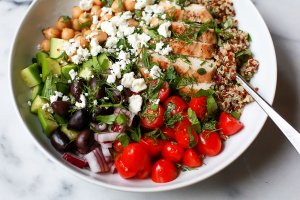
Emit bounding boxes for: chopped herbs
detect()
[187,126,197,148]
[187,108,201,133]
[164,103,184,127]
[96,114,117,125]
[116,133,130,147]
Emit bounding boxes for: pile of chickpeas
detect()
[40,0,138,52]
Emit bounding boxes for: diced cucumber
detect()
[54,114,67,125]
[31,95,48,113]
[50,38,66,59]
[41,58,61,81]
[62,64,77,80]
[98,53,111,71]
[37,108,58,136]
[31,84,43,100]
[36,51,48,66]
[20,63,42,87]
[78,59,94,80]
[56,82,69,94]
[41,75,57,99]
[61,125,79,141]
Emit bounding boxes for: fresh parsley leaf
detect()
[188,126,197,148]
[116,133,130,147]
[129,125,141,142]
[141,48,153,69]
[187,108,201,133]
[96,114,116,125]
[115,113,128,125]
[236,49,252,67]
[164,103,184,127]
[196,89,218,118]
[202,120,217,131]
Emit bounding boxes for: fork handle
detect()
[237,74,300,154]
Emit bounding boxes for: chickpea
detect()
[91,5,101,16]
[83,29,92,37]
[61,28,75,40]
[43,27,61,39]
[127,18,139,27]
[150,18,163,28]
[93,0,103,6]
[40,39,50,52]
[72,19,82,31]
[90,24,98,30]
[78,12,92,25]
[72,6,83,19]
[123,0,135,11]
[111,0,124,13]
[100,14,113,21]
[95,30,108,44]
[75,34,89,48]
[56,16,72,30]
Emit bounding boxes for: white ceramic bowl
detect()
[9,0,277,192]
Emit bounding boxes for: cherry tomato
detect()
[120,143,150,172]
[140,137,164,156]
[163,96,188,115]
[113,140,124,153]
[196,131,222,156]
[162,142,184,163]
[141,104,165,130]
[135,160,152,179]
[111,124,125,133]
[175,118,199,148]
[182,149,202,168]
[115,154,137,179]
[218,112,244,136]
[189,96,207,120]
[149,80,170,102]
[151,159,178,183]
[161,127,176,140]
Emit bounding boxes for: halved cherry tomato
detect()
[115,154,137,179]
[136,160,152,179]
[196,131,222,156]
[182,149,202,168]
[141,104,165,130]
[218,112,244,136]
[175,118,199,148]
[113,140,124,153]
[163,96,188,116]
[189,96,207,120]
[140,137,164,156]
[161,127,176,140]
[120,143,150,172]
[149,80,170,102]
[162,142,184,163]
[151,159,178,183]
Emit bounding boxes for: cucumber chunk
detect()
[61,64,77,80]
[20,63,42,87]
[31,95,48,113]
[42,58,61,81]
[36,51,48,66]
[50,38,66,59]
[78,59,94,80]
[61,125,79,141]
[37,108,58,136]
[31,84,43,100]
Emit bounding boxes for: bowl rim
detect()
[9,0,277,192]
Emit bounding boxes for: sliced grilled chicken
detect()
[169,40,215,59]
[151,53,216,83]
[179,83,213,97]
[160,2,213,23]
[171,22,217,44]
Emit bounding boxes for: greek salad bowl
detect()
[10,0,276,192]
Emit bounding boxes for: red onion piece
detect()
[84,147,109,173]
[62,153,88,169]
[91,123,107,132]
[102,148,111,157]
[100,142,113,149]
[94,132,120,143]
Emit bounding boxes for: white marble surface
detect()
[1,0,300,199]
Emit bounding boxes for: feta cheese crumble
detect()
[128,95,143,114]
[75,94,87,109]
[131,78,147,93]
[79,0,93,11]
[69,69,78,81]
[121,72,135,88]
[158,21,172,38]
[155,42,173,55]
[150,65,162,79]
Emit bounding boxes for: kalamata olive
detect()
[70,79,84,101]
[68,109,89,131]
[50,130,70,152]
[89,77,105,99]
[91,107,114,121]
[51,101,70,118]
[76,129,94,154]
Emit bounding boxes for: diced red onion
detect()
[62,153,88,169]
[105,156,112,162]
[114,108,135,126]
[110,164,116,174]
[91,123,107,132]
[94,132,120,143]
[102,148,111,157]
[100,142,112,149]
[84,148,109,173]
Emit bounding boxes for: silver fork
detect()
[236,74,300,154]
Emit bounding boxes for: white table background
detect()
[1,0,300,199]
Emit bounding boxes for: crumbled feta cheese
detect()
[75,94,87,109]
[69,69,77,81]
[27,101,32,106]
[121,72,135,88]
[128,95,143,114]
[101,21,117,36]
[155,42,172,55]
[50,91,64,103]
[90,38,103,56]
[93,100,98,106]
[111,62,122,78]
[63,41,77,56]
[158,21,172,38]
[62,96,70,102]
[117,85,124,92]
[161,14,167,19]
[144,68,150,74]
[105,36,119,48]
[135,0,155,10]
[150,65,162,79]
[79,0,93,11]
[131,78,147,93]
[107,74,116,84]
[127,33,151,53]
[92,15,99,25]
[118,51,130,61]
[42,103,53,113]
